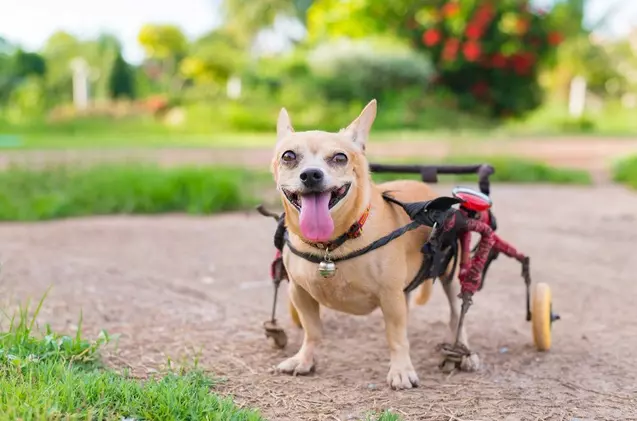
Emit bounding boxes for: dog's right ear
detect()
[276,108,294,142]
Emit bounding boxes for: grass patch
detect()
[612,155,637,189]
[0,164,266,221]
[0,293,264,420]
[370,156,592,185]
[0,156,590,222]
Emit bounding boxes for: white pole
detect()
[70,57,90,111]
[568,76,587,118]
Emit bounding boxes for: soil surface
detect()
[1,182,636,420]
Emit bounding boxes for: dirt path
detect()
[1,184,635,420]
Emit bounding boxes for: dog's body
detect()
[271,100,478,389]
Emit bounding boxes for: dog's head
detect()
[271,100,377,244]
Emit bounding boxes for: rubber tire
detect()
[532,282,552,351]
[289,300,302,328]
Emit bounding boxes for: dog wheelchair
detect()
[257,162,559,370]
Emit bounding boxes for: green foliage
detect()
[107,51,136,99]
[0,295,264,420]
[3,76,47,123]
[11,49,47,78]
[220,0,311,47]
[372,411,402,421]
[137,24,188,61]
[180,30,246,87]
[371,156,592,185]
[0,164,264,221]
[613,155,637,189]
[404,0,563,117]
[40,31,122,105]
[306,37,433,104]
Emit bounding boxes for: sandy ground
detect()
[1,181,636,420]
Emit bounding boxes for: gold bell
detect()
[318,260,337,278]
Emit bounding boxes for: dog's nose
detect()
[299,168,324,189]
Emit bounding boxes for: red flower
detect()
[422,29,442,46]
[471,81,489,97]
[442,38,460,62]
[509,52,536,75]
[462,41,482,62]
[442,2,461,17]
[491,53,507,69]
[548,31,564,46]
[474,2,495,25]
[466,24,482,40]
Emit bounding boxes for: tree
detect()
[108,51,136,99]
[12,49,47,78]
[41,31,83,104]
[137,24,188,93]
[0,38,15,104]
[137,24,188,61]
[541,0,626,100]
[179,30,246,87]
[220,0,314,48]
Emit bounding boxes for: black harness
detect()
[273,192,466,294]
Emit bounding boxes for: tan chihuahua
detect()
[271,99,479,390]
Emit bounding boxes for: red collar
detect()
[305,204,371,251]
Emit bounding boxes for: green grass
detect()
[0,164,266,221]
[612,155,637,189]
[2,109,635,151]
[370,156,593,185]
[0,293,264,420]
[0,156,591,222]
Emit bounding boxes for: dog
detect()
[270,99,479,390]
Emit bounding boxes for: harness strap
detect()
[284,220,422,264]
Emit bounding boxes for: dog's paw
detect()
[386,364,420,390]
[276,355,315,376]
[459,353,480,372]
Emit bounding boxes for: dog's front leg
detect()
[381,291,419,390]
[276,281,321,376]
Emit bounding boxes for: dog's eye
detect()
[281,150,296,162]
[332,153,348,165]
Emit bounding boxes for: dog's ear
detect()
[342,99,377,150]
[276,107,294,142]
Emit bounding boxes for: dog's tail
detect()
[414,279,434,306]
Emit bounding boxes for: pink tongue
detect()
[299,192,334,242]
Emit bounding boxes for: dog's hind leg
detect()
[276,282,322,376]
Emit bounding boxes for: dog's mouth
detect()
[283,183,351,211]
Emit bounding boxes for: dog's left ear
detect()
[342,99,377,150]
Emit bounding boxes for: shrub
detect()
[613,155,637,189]
[404,0,563,117]
[306,37,434,104]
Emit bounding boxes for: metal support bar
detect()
[369,163,495,196]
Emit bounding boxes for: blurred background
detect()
[0,0,636,220]
[1,0,637,138]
